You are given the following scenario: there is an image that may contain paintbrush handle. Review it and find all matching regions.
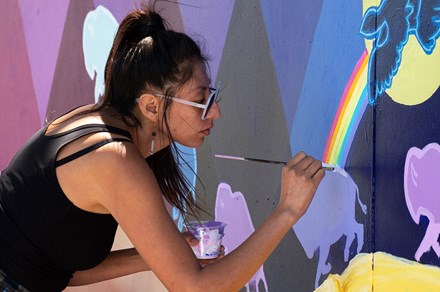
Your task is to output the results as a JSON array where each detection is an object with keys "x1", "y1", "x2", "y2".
[
  {"x1": 215, "y1": 154, "x2": 336, "y2": 171},
  {"x1": 248, "y1": 158, "x2": 336, "y2": 171},
  {"x1": 246, "y1": 157, "x2": 286, "y2": 165}
]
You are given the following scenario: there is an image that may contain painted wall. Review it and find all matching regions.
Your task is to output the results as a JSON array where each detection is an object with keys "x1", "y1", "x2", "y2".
[{"x1": 1, "y1": 0, "x2": 439, "y2": 291}]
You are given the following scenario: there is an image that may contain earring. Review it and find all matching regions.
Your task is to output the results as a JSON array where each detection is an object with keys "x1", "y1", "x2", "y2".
[{"x1": 149, "y1": 128, "x2": 157, "y2": 156}]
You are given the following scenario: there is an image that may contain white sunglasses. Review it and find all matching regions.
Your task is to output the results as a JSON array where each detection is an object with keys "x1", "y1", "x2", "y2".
[{"x1": 138, "y1": 82, "x2": 221, "y2": 120}]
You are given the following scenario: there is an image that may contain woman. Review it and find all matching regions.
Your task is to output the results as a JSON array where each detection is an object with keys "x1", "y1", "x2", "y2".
[{"x1": 0, "y1": 5, "x2": 325, "y2": 291}]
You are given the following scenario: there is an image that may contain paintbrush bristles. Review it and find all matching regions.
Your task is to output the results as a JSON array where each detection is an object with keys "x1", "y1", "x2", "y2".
[{"x1": 321, "y1": 163, "x2": 335, "y2": 171}]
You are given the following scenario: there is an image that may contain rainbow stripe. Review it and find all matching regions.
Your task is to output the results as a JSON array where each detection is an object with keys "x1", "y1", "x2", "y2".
[{"x1": 323, "y1": 49, "x2": 370, "y2": 166}]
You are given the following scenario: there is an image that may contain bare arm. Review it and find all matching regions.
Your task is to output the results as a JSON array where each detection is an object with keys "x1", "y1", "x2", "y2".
[
  {"x1": 68, "y1": 248, "x2": 147, "y2": 286},
  {"x1": 67, "y1": 142, "x2": 323, "y2": 291},
  {"x1": 67, "y1": 234, "x2": 215, "y2": 286}
]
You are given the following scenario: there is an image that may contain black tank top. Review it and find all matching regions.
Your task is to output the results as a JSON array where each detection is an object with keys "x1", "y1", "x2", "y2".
[{"x1": 0, "y1": 123, "x2": 132, "y2": 291}]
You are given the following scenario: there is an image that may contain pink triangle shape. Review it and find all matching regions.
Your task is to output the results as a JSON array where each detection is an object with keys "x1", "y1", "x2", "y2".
[
  {"x1": 18, "y1": 0, "x2": 70, "y2": 125},
  {"x1": 0, "y1": 0, "x2": 40, "y2": 169}
]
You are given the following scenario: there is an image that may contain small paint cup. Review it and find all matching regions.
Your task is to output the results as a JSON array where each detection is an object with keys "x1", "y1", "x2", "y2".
[{"x1": 185, "y1": 221, "x2": 226, "y2": 259}]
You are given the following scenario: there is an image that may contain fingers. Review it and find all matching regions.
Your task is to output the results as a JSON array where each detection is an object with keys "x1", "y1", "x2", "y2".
[
  {"x1": 286, "y1": 152, "x2": 323, "y2": 178},
  {"x1": 286, "y1": 151, "x2": 307, "y2": 166},
  {"x1": 182, "y1": 231, "x2": 199, "y2": 246},
  {"x1": 280, "y1": 152, "x2": 326, "y2": 218},
  {"x1": 219, "y1": 245, "x2": 225, "y2": 256},
  {"x1": 305, "y1": 159, "x2": 324, "y2": 178},
  {"x1": 312, "y1": 165, "x2": 325, "y2": 183}
]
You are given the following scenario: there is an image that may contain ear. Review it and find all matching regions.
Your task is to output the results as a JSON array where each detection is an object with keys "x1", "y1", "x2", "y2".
[{"x1": 137, "y1": 93, "x2": 159, "y2": 122}]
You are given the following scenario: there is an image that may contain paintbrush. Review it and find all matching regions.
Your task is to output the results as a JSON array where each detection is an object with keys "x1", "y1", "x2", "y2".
[{"x1": 214, "y1": 154, "x2": 340, "y2": 173}]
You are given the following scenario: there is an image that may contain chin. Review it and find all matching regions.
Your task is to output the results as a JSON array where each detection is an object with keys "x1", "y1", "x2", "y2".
[
  {"x1": 179, "y1": 137, "x2": 204, "y2": 148},
  {"x1": 191, "y1": 138, "x2": 205, "y2": 148}
]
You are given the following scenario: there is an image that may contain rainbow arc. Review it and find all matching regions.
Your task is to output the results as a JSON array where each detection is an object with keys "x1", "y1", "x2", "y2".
[{"x1": 323, "y1": 49, "x2": 370, "y2": 166}]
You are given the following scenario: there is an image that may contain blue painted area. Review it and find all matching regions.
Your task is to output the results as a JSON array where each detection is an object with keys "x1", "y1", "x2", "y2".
[
  {"x1": 260, "y1": 1, "x2": 324, "y2": 132},
  {"x1": 173, "y1": 143, "x2": 197, "y2": 231},
  {"x1": 290, "y1": 0, "x2": 365, "y2": 159},
  {"x1": 83, "y1": 5, "x2": 119, "y2": 103}
]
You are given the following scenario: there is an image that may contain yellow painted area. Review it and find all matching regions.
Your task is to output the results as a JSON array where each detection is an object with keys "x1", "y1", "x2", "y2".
[
  {"x1": 386, "y1": 37, "x2": 440, "y2": 105},
  {"x1": 373, "y1": 252, "x2": 440, "y2": 291},
  {"x1": 314, "y1": 253, "x2": 372, "y2": 292},
  {"x1": 362, "y1": 1, "x2": 440, "y2": 105},
  {"x1": 315, "y1": 252, "x2": 440, "y2": 292}
]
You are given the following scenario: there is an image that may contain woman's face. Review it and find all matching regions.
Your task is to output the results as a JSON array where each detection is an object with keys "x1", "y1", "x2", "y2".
[{"x1": 164, "y1": 61, "x2": 221, "y2": 148}]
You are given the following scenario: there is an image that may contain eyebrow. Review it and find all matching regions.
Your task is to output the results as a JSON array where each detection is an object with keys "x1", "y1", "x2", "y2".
[
  {"x1": 186, "y1": 85, "x2": 208, "y2": 95},
  {"x1": 183, "y1": 79, "x2": 212, "y2": 96},
  {"x1": 195, "y1": 85, "x2": 209, "y2": 91}
]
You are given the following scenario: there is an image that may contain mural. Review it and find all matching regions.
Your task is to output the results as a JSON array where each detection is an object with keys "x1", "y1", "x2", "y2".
[
  {"x1": 360, "y1": 0, "x2": 440, "y2": 105},
  {"x1": 315, "y1": 0, "x2": 440, "y2": 289},
  {"x1": 1, "y1": 0, "x2": 440, "y2": 291},
  {"x1": 293, "y1": 171, "x2": 367, "y2": 288},
  {"x1": 263, "y1": 0, "x2": 370, "y2": 288}
]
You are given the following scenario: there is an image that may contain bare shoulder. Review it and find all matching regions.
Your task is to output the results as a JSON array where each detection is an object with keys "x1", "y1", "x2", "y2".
[
  {"x1": 56, "y1": 140, "x2": 158, "y2": 214},
  {"x1": 89, "y1": 140, "x2": 153, "y2": 185}
]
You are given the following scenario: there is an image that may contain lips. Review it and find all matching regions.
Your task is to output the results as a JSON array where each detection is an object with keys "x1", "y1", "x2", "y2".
[{"x1": 201, "y1": 126, "x2": 213, "y2": 135}]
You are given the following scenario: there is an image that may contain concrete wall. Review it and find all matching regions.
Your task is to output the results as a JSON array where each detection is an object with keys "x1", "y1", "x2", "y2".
[{"x1": 1, "y1": 0, "x2": 440, "y2": 291}]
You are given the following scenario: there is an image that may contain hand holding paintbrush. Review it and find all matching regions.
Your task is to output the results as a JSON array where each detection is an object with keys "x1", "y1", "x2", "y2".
[{"x1": 215, "y1": 154, "x2": 346, "y2": 175}]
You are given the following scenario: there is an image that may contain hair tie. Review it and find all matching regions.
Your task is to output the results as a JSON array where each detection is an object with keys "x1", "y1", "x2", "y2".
[{"x1": 146, "y1": 23, "x2": 165, "y2": 36}]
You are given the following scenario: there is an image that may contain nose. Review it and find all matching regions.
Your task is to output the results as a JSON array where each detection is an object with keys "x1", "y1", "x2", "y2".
[{"x1": 205, "y1": 101, "x2": 221, "y2": 120}]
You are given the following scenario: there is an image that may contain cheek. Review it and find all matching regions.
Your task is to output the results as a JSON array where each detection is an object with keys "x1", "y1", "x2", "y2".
[
  {"x1": 167, "y1": 118, "x2": 204, "y2": 147},
  {"x1": 168, "y1": 107, "x2": 201, "y2": 131},
  {"x1": 166, "y1": 110, "x2": 180, "y2": 133},
  {"x1": 164, "y1": 113, "x2": 187, "y2": 140}
]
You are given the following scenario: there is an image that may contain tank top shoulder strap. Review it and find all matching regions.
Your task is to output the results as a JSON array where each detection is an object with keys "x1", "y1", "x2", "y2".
[
  {"x1": 52, "y1": 124, "x2": 133, "y2": 168},
  {"x1": 48, "y1": 124, "x2": 132, "y2": 141},
  {"x1": 55, "y1": 138, "x2": 131, "y2": 167}
]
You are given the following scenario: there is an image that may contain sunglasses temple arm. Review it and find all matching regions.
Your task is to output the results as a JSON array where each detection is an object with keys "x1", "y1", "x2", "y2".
[{"x1": 171, "y1": 97, "x2": 206, "y2": 109}]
